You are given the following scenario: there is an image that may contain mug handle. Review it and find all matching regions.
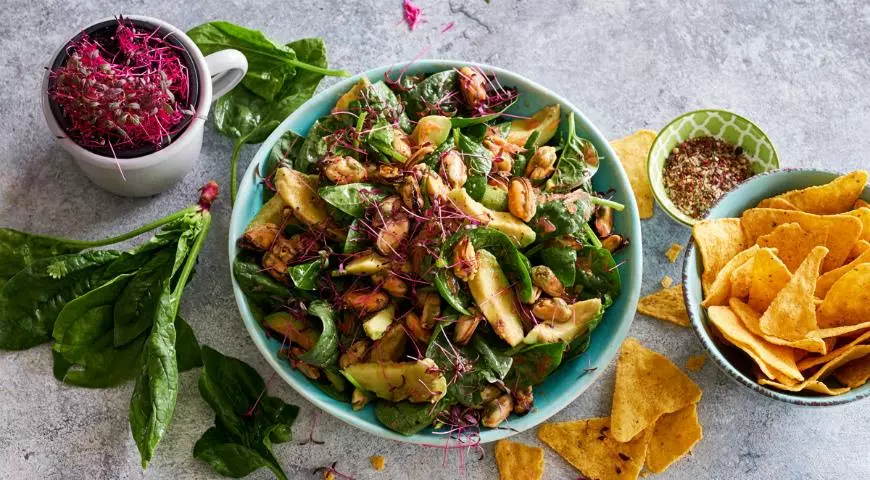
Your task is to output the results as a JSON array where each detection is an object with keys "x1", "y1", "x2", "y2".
[{"x1": 204, "y1": 50, "x2": 248, "y2": 99}]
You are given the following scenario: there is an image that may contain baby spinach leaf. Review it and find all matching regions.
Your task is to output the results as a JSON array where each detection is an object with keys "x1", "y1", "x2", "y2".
[
  {"x1": 364, "y1": 81, "x2": 412, "y2": 132},
  {"x1": 405, "y1": 70, "x2": 459, "y2": 119},
  {"x1": 375, "y1": 398, "x2": 451, "y2": 436},
  {"x1": 298, "y1": 300, "x2": 339, "y2": 368},
  {"x1": 531, "y1": 192, "x2": 595, "y2": 239},
  {"x1": 512, "y1": 130, "x2": 540, "y2": 177},
  {"x1": 364, "y1": 117, "x2": 405, "y2": 162},
  {"x1": 426, "y1": 323, "x2": 494, "y2": 407},
  {"x1": 539, "y1": 246, "x2": 577, "y2": 288},
  {"x1": 575, "y1": 246, "x2": 621, "y2": 300},
  {"x1": 318, "y1": 183, "x2": 391, "y2": 218},
  {"x1": 545, "y1": 114, "x2": 596, "y2": 193},
  {"x1": 506, "y1": 343, "x2": 565, "y2": 389},
  {"x1": 471, "y1": 335, "x2": 513, "y2": 381},
  {"x1": 0, "y1": 251, "x2": 120, "y2": 350},
  {"x1": 194, "y1": 346, "x2": 299, "y2": 480},
  {"x1": 288, "y1": 257, "x2": 326, "y2": 291},
  {"x1": 464, "y1": 176, "x2": 488, "y2": 202},
  {"x1": 0, "y1": 229, "x2": 87, "y2": 283},
  {"x1": 449, "y1": 98, "x2": 516, "y2": 128},
  {"x1": 342, "y1": 219, "x2": 369, "y2": 254},
  {"x1": 296, "y1": 115, "x2": 345, "y2": 173},
  {"x1": 113, "y1": 249, "x2": 175, "y2": 346},
  {"x1": 232, "y1": 255, "x2": 292, "y2": 311},
  {"x1": 455, "y1": 130, "x2": 492, "y2": 176}
]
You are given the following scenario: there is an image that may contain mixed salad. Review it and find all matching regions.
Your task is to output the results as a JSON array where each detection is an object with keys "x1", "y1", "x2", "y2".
[{"x1": 233, "y1": 66, "x2": 627, "y2": 436}]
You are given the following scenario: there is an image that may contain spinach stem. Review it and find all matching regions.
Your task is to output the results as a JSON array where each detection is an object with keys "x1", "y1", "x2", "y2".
[
  {"x1": 589, "y1": 196, "x2": 625, "y2": 212},
  {"x1": 583, "y1": 222, "x2": 603, "y2": 248},
  {"x1": 290, "y1": 60, "x2": 349, "y2": 78},
  {"x1": 230, "y1": 140, "x2": 244, "y2": 204},
  {"x1": 73, "y1": 206, "x2": 198, "y2": 248},
  {"x1": 353, "y1": 112, "x2": 368, "y2": 149}
]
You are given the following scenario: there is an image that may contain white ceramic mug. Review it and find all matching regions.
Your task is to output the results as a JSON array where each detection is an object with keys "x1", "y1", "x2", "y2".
[{"x1": 41, "y1": 15, "x2": 248, "y2": 197}]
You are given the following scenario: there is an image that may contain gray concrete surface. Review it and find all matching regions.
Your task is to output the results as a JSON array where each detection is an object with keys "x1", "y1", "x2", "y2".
[{"x1": 1, "y1": 1, "x2": 869, "y2": 479}]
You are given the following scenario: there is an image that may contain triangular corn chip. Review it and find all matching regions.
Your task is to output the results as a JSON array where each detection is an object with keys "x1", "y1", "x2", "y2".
[
  {"x1": 741, "y1": 208, "x2": 861, "y2": 272},
  {"x1": 637, "y1": 285, "x2": 689, "y2": 327},
  {"x1": 808, "y1": 322, "x2": 870, "y2": 339},
  {"x1": 758, "y1": 246, "x2": 827, "y2": 340},
  {"x1": 707, "y1": 306, "x2": 803, "y2": 381},
  {"x1": 747, "y1": 248, "x2": 792, "y2": 312},
  {"x1": 816, "y1": 248, "x2": 870, "y2": 297},
  {"x1": 494, "y1": 440, "x2": 544, "y2": 480},
  {"x1": 846, "y1": 207, "x2": 870, "y2": 243},
  {"x1": 798, "y1": 330, "x2": 870, "y2": 371},
  {"x1": 833, "y1": 356, "x2": 870, "y2": 388},
  {"x1": 757, "y1": 197, "x2": 798, "y2": 210},
  {"x1": 645, "y1": 404, "x2": 703, "y2": 474},
  {"x1": 818, "y1": 263, "x2": 870, "y2": 328},
  {"x1": 611, "y1": 130, "x2": 656, "y2": 219},
  {"x1": 692, "y1": 218, "x2": 747, "y2": 294},
  {"x1": 730, "y1": 257, "x2": 754, "y2": 299},
  {"x1": 729, "y1": 298, "x2": 826, "y2": 354},
  {"x1": 701, "y1": 245, "x2": 760, "y2": 307},
  {"x1": 756, "y1": 223, "x2": 827, "y2": 273},
  {"x1": 610, "y1": 339, "x2": 702, "y2": 442},
  {"x1": 763, "y1": 170, "x2": 868, "y2": 215},
  {"x1": 538, "y1": 417, "x2": 652, "y2": 480},
  {"x1": 760, "y1": 345, "x2": 870, "y2": 395},
  {"x1": 849, "y1": 240, "x2": 870, "y2": 261}
]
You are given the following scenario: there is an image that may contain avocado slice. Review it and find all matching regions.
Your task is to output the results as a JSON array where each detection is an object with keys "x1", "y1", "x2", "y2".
[
  {"x1": 506, "y1": 104, "x2": 561, "y2": 147},
  {"x1": 342, "y1": 359, "x2": 447, "y2": 403},
  {"x1": 363, "y1": 304, "x2": 395, "y2": 341},
  {"x1": 332, "y1": 77, "x2": 371, "y2": 113},
  {"x1": 275, "y1": 167, "x2": 330, "y2": 227},
  {"x1": 247, "y1": 193, "x2": 287, "y2": 228},
  {"x1": 412, "y1": 115, "x2": 452, "y2": 147},
  {"x1": 468, "y1": 249, "x2": 525, "y2": 346},
  {"x1": 367, "y1": 324, "x2": 408, "y2": 362},
  {"x1": 447, "y1": 188, "x2": 536, "y2": 247},
  {"x1": 523, "y1": 298, "x2": 602, "y2": 344},
  {"x1": 264, "y1": 312, "x2": 319, "y2": 351},
  {"x1": 336, "y1": 251, "x2": 391, "y2": 276},
  {"x1": 479, "y1": 185, "x2": 508, "y2": 211}
]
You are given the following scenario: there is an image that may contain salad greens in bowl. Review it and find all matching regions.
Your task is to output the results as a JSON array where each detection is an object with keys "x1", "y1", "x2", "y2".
[{"x1": 228, "y1": 60, "x2": 642, "y2": 444}]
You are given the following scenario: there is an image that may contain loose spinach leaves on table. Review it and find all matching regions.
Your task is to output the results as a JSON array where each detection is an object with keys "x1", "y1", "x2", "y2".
[
  {"x1": 187, "y1": 22, "x2": 349, "y2": 202},
  {"x1": 194, "y1": 346, "x2": 299, "y2": 480}
]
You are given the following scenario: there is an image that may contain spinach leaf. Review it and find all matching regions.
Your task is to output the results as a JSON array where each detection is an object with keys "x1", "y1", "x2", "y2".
[
  {"x1": 506, "y1": 343, "x2": 565, "y2": 389},
  {"x1": 317, "y1": 183, "x2": 391, "y2": 218},
  {"x1": 194, "y1": 346, "x2": 299, "y2": 480},
  {"x1": 405, "y1": 70, "x2": 459, "y2": 119},
  {"x1": 545, "y1": 114, "x2": 596, "y2": 193},
  {"x1": 375, "y1": 398, "x2": 451, "y2": 436},
  {"x1": 449, "y1": 99, "x2": 517, "y2": 128},
  {"x1": 364, "y1": 117, "x2": 405, "y2": 162},
  {"x1": 0, "y1": 229, "x2": 87, "y2": 283},
  {"x1": 298, "y1": 300, "x2": 339, "y2": 368},
  {"x1": 365, "y1": 81, "x2": 412, "y2": 132},
  {"x1": 464, "y1": 175, "x2": 488, "y2": 202},
  {"x1": 342, "y1": 219, "x2": 369, "y2": 254},
  {"x1": 287, "y1": 257, "x2": 326, "y2": 291},
  {"x1": 296, "y1": 115, "x2": 345, "y2": 174},
  {"x1": 0, "y1": 251, "x2": 120, "y2": 350},
  {"x1": 426, "y1": 323, "x2": 494, "y2": 407},
  {"x1": 539, "y1": 246, "x2": 577, "y2": 288},
  {"x1": 455, "y1": 130, "x2": 492, "y2": 176},
  {"x1": 232, "y1": 255, "x2": 292, "y2": 311},
  {"x1": 471, "y1": 335, "x2": 513, "y2": 380},
  {"x1": 575, "y1": 246, "x2": 621, "y2": 300},
  {"x1": 263, "y1": 131, "x2": 305, "y2": 202},
  {"x1": 175, "y1": 315, "x2": 203, "y2": 372},
  {"x1": 531, "y1": 192, "x2": 595, "y2": 239},
  {"x1": 512, "y1": 131, "x2": 540, "y2": 177},
  {"x1": 113, "y1": 249, "x2": 175, "y2": 346}
]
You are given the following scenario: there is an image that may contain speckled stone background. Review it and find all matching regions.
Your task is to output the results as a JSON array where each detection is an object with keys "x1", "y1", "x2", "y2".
[{"x1": 1, "y1": 1, "x2": 869, "y2": 479}]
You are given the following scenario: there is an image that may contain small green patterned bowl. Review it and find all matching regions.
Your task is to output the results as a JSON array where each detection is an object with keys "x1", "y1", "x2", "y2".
[{"x1": 647, "y1": 109, "x2": 779, "y2": 226}]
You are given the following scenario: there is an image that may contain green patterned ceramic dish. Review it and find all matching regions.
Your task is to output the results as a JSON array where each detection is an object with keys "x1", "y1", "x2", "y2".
[{"x1": 647, "y1": 109, "x2": 779, "y2": 226}]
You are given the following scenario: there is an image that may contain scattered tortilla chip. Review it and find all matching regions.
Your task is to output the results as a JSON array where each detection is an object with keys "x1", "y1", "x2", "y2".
[
  {"x1": 741, "y1": 208, "x2": 862, "y2": 272},
  {"x1": 611, "y1": 130, "x2": 656, "y2": 219},
  {"x1": 746, "y1": 248, "x2": 792, "y2": 312},
  {"x1": 760, "y1": 345, "x2": 870, "y2": 395},
  {"x1": 818, "y1": 263, "x2": 870, "y2": 328},
  {"x1": 707, "y1": 306, "x2": 803, "y2": 381},
  {"x1": 611, "y1": 339, "x2": 702, "y2": 442},
  {"x1": 637, "y1": 285, "x2": 689, "y2": 327},
  {"x1": 756, "y1": 222, "x2": 827, "y2": 273},
  {"x1": 765, "y1": 170, "x2": 868, "y2": 215},
  {"x1": 833, "y1": 356, "x2": 870, "y2": 388},
  {"x1": 701, "y1": 245, "x2": 760, "y2": 307},
  {"x1": 660, "y1": 275, "x2": 674, "y2": 288},
  {"x1": 729, "y1": 257, "x2": 754, "y2": 299},
  {"x1": 816, "y1": 247, "x2": 870, "y2": 297},
  {"x1": 692, "y1": 218, "x2": 747, "y2": 293},
  {"x1": 369, "y1": 455, "x2": 385, "y2": 471},
  {"x1": 539, "y1": 417, "x2": 651, "y2": 480},
  {"x1": 729, "y1": 298, "x2": 826, "y2": 354},
  {"x1": 665, "y1": 243, "x2": 683, "y2": 263},
  {"x1": 798, "y1": 330, "x2": 870, "y2": 371},
  {"x1": 494, "y1": 440, "x2": 544, "y2": 480},
  {"x1": 685, "y1": 355, "x2": 706, "y2": 372},
  {"x1": 645, "y1": 404, "x2": 703, "y2": 474},
  {"x1": 758, "y1": 246, "x2": 827, "y2": 340}
]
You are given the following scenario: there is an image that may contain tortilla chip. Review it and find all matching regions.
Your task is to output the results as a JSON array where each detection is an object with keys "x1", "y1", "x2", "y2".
[
  {"x1": 730, "y1": 257, "x2": 754, "y2": 299},
  {"x1": 637, "y1": 285, "x2": 689, "y2": 327},
  {"x1": 798, "y1": 330, "x2": 870, "y2": 371},
  {"x1": 756, "y1": 222, "x2": 827, "y2": 273},
  {"x1": 701, "y1": 245, "x2": 760, "y2": 307},
  {"x1": 685, "y1": 355, "x2": 706, "y2": 372},
  {"x1": 856, "y1": 199, "x2": 870, "y2": 209},
  {"x1": 818, "y1": 263, "x2": 870, "y2": 328},
  {"x1": 645, "y1": 404, "x2": 703, "y2": 474},
  {"x1": 846, "y1": 208, "x2": 870, "y2": 242},
  {"x1": 692, "y1": 218, "x2": 747, "y2": 293},
  {"x1": 766, "y1": 170, "x2": 868, "y2": 215},
  {"x1": 746, "y1": 248, "x2": 792, "y2": 312},
  {"x1": 539, "y1": 417, "x2": 652, "y2": 480},
  {"x1": 757, "y1": 197, "x2": 798, "y2": 210},
  {"x1": 760, "y1": 345, "x2": 870, "y2": 395},
  {"x1": 816, "y1": 247, "x2": 870, "y2": 297},
  {"x1": 660, "y1": 275, "x2": 674, "y2": 288},
  {"x1": 369, "y1": 455, "x2": 385, "y2": 471},
  {"x1": 758, "y1": 246, "x2": 827, "y2": 340},
  {"x1": 741, "y1": 208, "x2": 862, "y2": 272},
  {"x1": 611, "y1": 338, "x2": 702, "y2": 442},
  {"x1": 729, "y1": 298, "x2": 827, "y2": 354},
  {"x1": 850, "y1": 240, "x2": 870, "y2": 261},
  {"x1": 494, "y1": 440, "x2": 544, "y2": 480},
  {"x1": 611, "y1": 130, "x2": 656, "y2": 219},
  {"x1": 665, "y1": 243, "x2": 683, "y2": 263},
  {"x1": 833, "y1": 356, "x2": 870, "y2": 388},
  {"x1": 809, "y1": 322, "x2": 870, "y2": 339},
  {"x1": 707, "y1": 306, "x2": 803, "y2": 381}
]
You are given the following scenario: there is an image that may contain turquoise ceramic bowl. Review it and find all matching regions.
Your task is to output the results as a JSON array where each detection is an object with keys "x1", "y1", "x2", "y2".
[
  {"x1": 683, "y1": 168, "x2": 870, "y2": 406},
  {"x1": 229, "y1": 60, "x2": 643, "y2": 443}
]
